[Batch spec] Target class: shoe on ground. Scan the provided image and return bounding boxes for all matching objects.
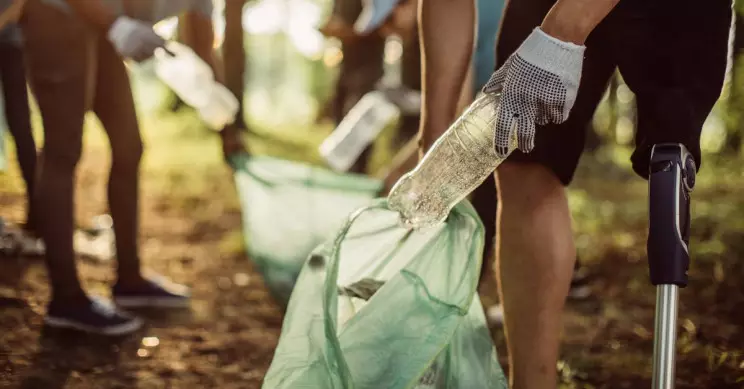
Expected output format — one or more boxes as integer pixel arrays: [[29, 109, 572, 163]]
[[44, 296, 143, 336], [113, 275, 191, 309]]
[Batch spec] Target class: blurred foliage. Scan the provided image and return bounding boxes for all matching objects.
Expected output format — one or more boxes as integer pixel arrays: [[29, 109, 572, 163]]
[[1, 3, 743, 386]]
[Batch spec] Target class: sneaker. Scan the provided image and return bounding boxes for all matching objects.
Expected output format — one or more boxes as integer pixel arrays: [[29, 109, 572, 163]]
[[113, 275, 191, 309], [44, 297, 144, 336]]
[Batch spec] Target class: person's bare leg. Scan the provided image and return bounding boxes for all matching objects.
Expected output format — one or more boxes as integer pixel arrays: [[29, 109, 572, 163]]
[[495, 161, 576, 389], [0, 44, 38, 233], [91, 37, 144, 287], [21, 0, 97, 305]]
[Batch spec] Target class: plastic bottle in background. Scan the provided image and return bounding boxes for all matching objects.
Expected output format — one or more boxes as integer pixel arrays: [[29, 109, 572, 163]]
[[378, 84, 422, 116], [387, 92, 515, 228], [153, 42, 214, 107], [74, 214, 115, 262], [197, 83, 240, 130], [153, 42, 239, 130], [319, 91, 400, 172]]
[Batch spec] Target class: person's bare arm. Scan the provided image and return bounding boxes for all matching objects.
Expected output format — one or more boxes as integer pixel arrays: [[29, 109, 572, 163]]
[[0, 0, 26, 30], [179, 10, 246, 158], [179, 11, 225, 82], [64, 0, 116, 31], [416, 0, 619, 156], [540, 0, 620, 45], [416, 0, 476, 156]]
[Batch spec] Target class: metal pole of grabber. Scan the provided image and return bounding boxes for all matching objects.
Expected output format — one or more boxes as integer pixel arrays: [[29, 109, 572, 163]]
[[647, 144, 696, 389]]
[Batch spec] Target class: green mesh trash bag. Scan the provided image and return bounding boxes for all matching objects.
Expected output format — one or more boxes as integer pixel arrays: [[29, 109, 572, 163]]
[[231, 154, 383, 305], [262, 199, 507, 389]]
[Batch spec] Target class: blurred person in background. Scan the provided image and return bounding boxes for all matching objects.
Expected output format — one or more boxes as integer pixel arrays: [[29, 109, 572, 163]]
[[419, 0, 731, 388], [20, 0, 242, 336], [318, 0, 419, 174], [0, 0, 43, 257]]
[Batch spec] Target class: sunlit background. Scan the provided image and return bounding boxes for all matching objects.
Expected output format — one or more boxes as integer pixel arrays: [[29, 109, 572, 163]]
[[136, 0, 406, 129], [1, 2, 744, 387], [140, 0, 733, 158]]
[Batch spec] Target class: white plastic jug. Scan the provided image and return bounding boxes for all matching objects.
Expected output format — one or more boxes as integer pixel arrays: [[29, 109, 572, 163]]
[[197, 82, 241, 130], [153, 41, 239, 129], [154, 42, 214, 107], [319, 91, 400, 172]]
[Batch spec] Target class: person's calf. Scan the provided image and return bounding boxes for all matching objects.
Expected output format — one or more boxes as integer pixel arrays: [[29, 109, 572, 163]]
[[495, 162, 576, 389]]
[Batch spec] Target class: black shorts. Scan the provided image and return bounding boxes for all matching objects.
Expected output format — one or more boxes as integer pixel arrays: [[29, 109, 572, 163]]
[[495, 0, 732, 185]]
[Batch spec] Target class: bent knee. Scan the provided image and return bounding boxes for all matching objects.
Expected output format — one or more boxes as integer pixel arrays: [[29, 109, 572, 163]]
[[43, 141, 83, 170], [111, 138, 143, 171], [496, 161, 566, 208]]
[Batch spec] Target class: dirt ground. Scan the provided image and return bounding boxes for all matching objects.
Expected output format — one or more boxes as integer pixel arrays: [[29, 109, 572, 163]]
[[1, 130, 743, 388]]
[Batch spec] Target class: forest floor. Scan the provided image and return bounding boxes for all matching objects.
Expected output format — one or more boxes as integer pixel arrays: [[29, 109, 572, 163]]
[[0, 107, 743, 389]]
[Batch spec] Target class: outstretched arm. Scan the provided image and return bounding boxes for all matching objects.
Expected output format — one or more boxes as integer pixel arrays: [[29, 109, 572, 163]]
[[416, 0, 476, 156], [416, 0, 620, 156], [540, 0, 619, 45], [64, 0, 116, 31], [179, 11, 225, 82], [0, 0, 27, 30], [179, 10, 246, 159]]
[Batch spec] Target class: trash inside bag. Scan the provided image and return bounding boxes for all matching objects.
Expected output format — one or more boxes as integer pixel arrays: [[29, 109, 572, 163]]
[[263, 199, 507, 389], [231, 154, 383, 305]]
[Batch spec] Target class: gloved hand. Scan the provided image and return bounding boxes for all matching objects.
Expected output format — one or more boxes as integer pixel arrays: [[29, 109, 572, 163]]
[[107, 16, 165, 62], [483, 27, 585, 157]]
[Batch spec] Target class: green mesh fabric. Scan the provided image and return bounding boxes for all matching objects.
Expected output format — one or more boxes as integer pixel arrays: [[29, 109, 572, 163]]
[[231, 154, 383, 305], [263, 199, 507, 389]]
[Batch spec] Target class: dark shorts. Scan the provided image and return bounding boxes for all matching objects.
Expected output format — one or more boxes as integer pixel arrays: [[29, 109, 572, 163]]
[[495, 0, 732, 185]]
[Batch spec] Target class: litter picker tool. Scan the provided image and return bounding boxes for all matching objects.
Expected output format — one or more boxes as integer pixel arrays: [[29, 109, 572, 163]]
[[647, 143, 696, 389]]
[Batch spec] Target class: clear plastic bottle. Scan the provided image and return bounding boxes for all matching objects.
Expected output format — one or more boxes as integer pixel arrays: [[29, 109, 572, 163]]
[[387, 92, 515, 228], [153, 42, 239, 130], [153, 42, 214, 108], [319, 90, 400, 172], [196, 82, 240, 130]]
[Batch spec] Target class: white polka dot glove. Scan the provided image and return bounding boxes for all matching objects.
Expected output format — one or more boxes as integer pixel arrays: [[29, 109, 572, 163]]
[[483, 27, 585, 157], [107, 16, 165, 62]]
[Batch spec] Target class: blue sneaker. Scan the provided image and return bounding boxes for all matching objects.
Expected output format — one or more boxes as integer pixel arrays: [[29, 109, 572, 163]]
[[44, 297, 143, 336], [113, 276, 190, 309]]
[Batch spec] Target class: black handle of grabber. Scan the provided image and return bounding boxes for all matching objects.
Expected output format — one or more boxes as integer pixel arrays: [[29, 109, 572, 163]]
[[648, 143, 695, 287]]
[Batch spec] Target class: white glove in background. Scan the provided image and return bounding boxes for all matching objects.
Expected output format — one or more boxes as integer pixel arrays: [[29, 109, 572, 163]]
[[483, 27, 585, 157], [107, 16, 165, 62]]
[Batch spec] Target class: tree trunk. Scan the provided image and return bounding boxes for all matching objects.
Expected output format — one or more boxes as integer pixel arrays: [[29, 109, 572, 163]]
[[223, 0, 249, 130]]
